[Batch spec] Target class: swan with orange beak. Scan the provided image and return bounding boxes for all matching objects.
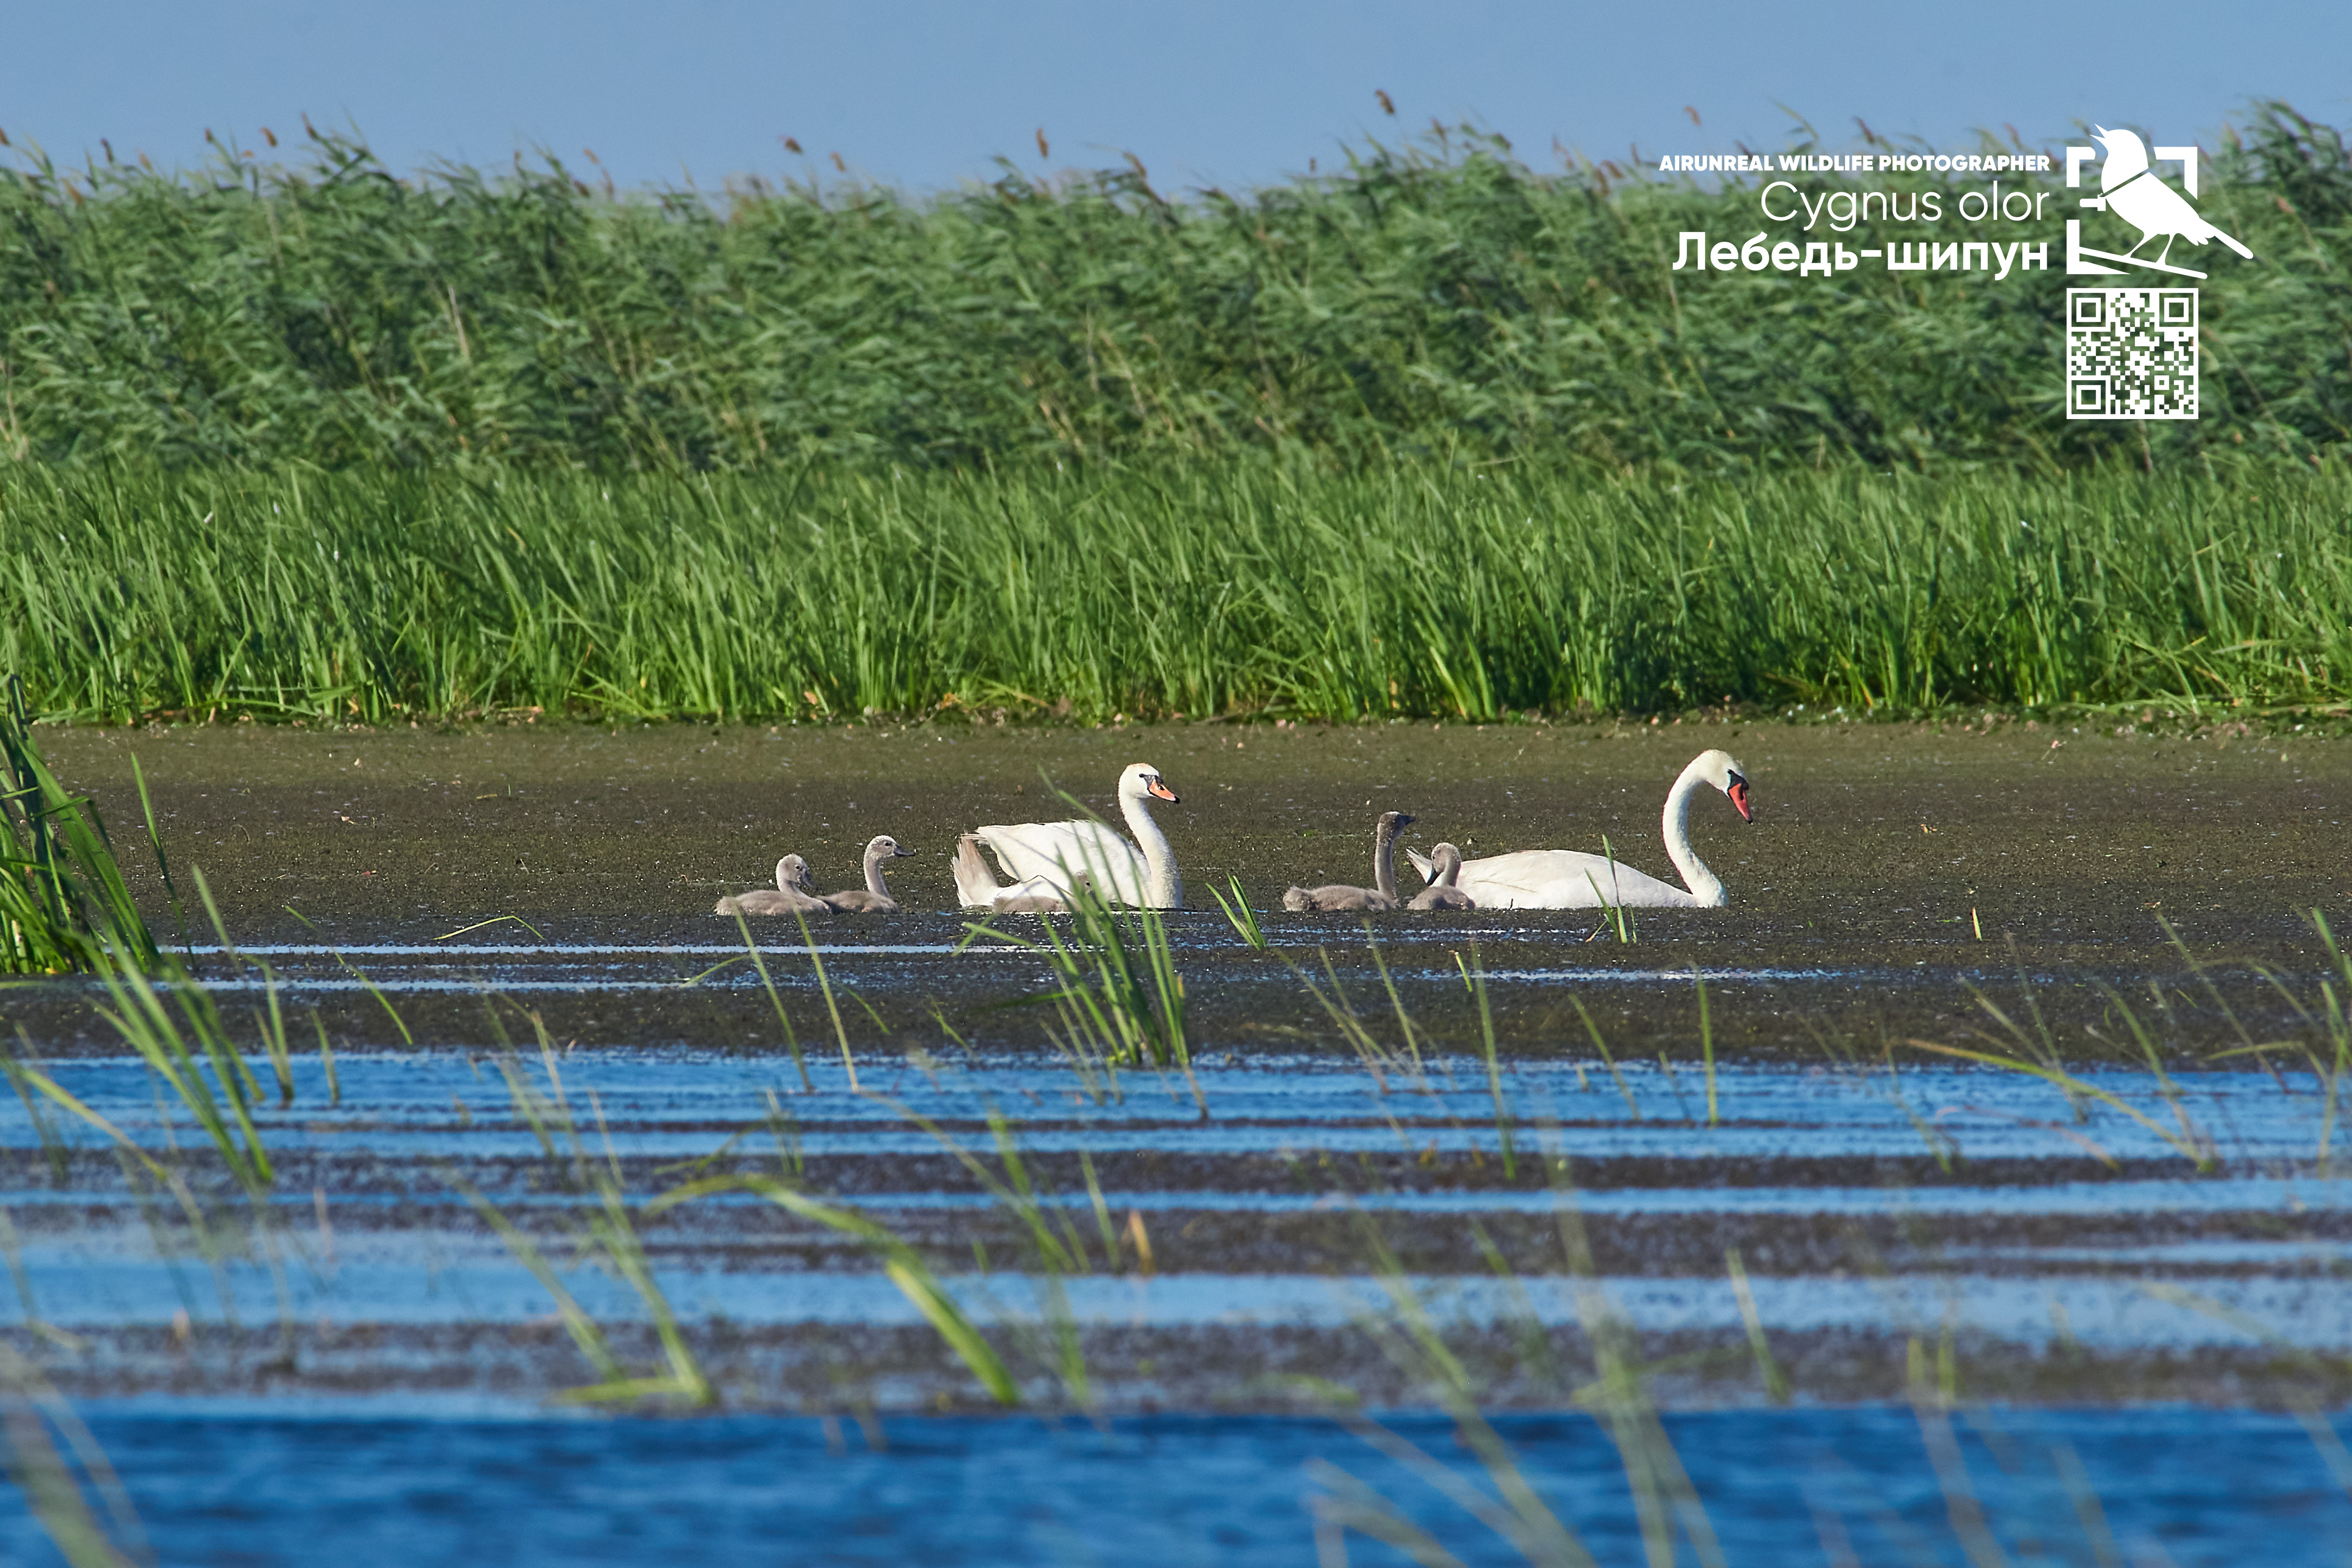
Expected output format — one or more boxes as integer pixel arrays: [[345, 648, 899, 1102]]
[[953, 763, 1184, 909], [1407, 750, 1753, 909]]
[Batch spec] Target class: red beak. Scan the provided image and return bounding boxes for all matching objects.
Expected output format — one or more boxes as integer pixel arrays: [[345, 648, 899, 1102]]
[[1727, 779, 1753, 822], [1148, 777, 1180, 804]]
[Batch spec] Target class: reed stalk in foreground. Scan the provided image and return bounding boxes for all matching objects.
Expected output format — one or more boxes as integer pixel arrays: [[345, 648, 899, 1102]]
[[1455, 947, 1517, 1179], [1205, 875, 1265, 950], [469, 1038, 714, 1409], [0, 675, 158, 974], [961, 807, 1196, 1104], [650, 1174, 1019, 1406], [2, 682, 302, 1191], [0, 1341, 147, 1568]]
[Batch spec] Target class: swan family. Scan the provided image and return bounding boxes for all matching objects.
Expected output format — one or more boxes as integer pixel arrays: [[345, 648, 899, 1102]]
[[716, 749, 1753, 916]]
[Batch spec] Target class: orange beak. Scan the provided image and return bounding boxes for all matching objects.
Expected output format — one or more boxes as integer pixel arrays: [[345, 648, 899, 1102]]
[[1727, 778, 1753, 822], [1147, 776, 1180, 804]]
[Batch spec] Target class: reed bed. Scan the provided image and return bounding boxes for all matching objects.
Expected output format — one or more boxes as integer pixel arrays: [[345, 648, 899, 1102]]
[[3, 459, 2348, 724], [0, 676, 160, 973], [0, 107, 2344, 471]]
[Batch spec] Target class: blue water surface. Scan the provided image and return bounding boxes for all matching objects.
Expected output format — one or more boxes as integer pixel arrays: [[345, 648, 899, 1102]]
[[4, 1405, 2346, 1566]]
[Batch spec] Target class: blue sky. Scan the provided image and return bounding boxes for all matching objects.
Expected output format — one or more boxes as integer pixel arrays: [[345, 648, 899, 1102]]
[[4, 1, 2346, 194]]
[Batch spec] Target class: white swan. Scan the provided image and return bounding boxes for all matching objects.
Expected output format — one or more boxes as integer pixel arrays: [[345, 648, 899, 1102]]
[[1406, 750, 1753, 910], [822, 835, 915, 914], [955, 764, 1183, 909], [715, 855, 831, 917], [1284, 811, 1413, 912], [1407, 843, 1475, 911]]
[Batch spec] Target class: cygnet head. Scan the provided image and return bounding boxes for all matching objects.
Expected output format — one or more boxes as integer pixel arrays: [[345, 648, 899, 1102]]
[[776, 854, 814, 891], [864, 834, 916, 861], [1118, 764, 1180, 805], [1376, 810, 1415, 837], [1693, 750, 1754, 821], [1430, 842, 1463, 877]]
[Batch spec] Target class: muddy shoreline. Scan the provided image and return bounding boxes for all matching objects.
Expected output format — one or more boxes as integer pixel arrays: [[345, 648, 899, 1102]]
[[27, 716, 2352, 1061]]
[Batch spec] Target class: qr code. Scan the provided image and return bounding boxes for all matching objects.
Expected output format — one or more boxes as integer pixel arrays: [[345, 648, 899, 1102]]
[[2066, 288, 2197, 420]]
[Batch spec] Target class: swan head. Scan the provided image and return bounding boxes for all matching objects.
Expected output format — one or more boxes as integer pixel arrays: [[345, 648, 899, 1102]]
[[776, 854, 814, 891], [1430, 842, 1462, 874], [1694, 749, 1754, 822], [864, 834, 916, 860], [1119, 763, 1180, 805], [1377, 810, 1415, 836]]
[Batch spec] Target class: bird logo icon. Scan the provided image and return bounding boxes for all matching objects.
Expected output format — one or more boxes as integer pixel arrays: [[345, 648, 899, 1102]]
[[2066, 127, 2252, 279]]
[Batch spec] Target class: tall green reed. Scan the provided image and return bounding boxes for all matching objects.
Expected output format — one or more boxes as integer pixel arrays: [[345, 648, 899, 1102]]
[[1, 108, 2343, 471], [1, 685, 304, 1191], [0, 676, 156, 973], [6, 461, 2352, 727]]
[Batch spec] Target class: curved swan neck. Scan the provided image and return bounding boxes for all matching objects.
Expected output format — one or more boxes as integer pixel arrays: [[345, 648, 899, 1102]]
[[1119, 790, 1182, 908], [1660, 759, 1726, 906], [863, 845, 892, 897], [1373, 821, 1400, 899]]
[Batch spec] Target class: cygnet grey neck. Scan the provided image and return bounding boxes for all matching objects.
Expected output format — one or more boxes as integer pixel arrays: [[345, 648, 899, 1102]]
[[1373, 816, 1405, 900]]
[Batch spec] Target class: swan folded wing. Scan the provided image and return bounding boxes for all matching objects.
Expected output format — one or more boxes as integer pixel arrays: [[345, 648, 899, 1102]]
[[1456, 851, 1695, 910], [975, 821, 1150, 905], [1451, 850, 1595, 909], [995, 873, 1066, 904]]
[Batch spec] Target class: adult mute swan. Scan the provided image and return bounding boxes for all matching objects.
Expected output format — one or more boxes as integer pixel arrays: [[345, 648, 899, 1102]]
[[1406, 750, 1753, 910], [1283, 811, 1414, 912], [822, 835, 916, 914], [1407, 843, 1475, 911], [955, 764, 1183, 909], [715, 855, 830, 917]]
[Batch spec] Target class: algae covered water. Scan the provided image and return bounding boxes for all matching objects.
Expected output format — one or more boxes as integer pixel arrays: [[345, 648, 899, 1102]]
[[5, 718, 2350, 1561]]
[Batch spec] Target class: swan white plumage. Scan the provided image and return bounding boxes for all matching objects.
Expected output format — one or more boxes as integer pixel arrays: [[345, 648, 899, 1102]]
[[955, 764, 1183, 909], [1405, 750, 1753, 909], [715, 854, 830, 916], [1283, 811, 1413, 912]]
